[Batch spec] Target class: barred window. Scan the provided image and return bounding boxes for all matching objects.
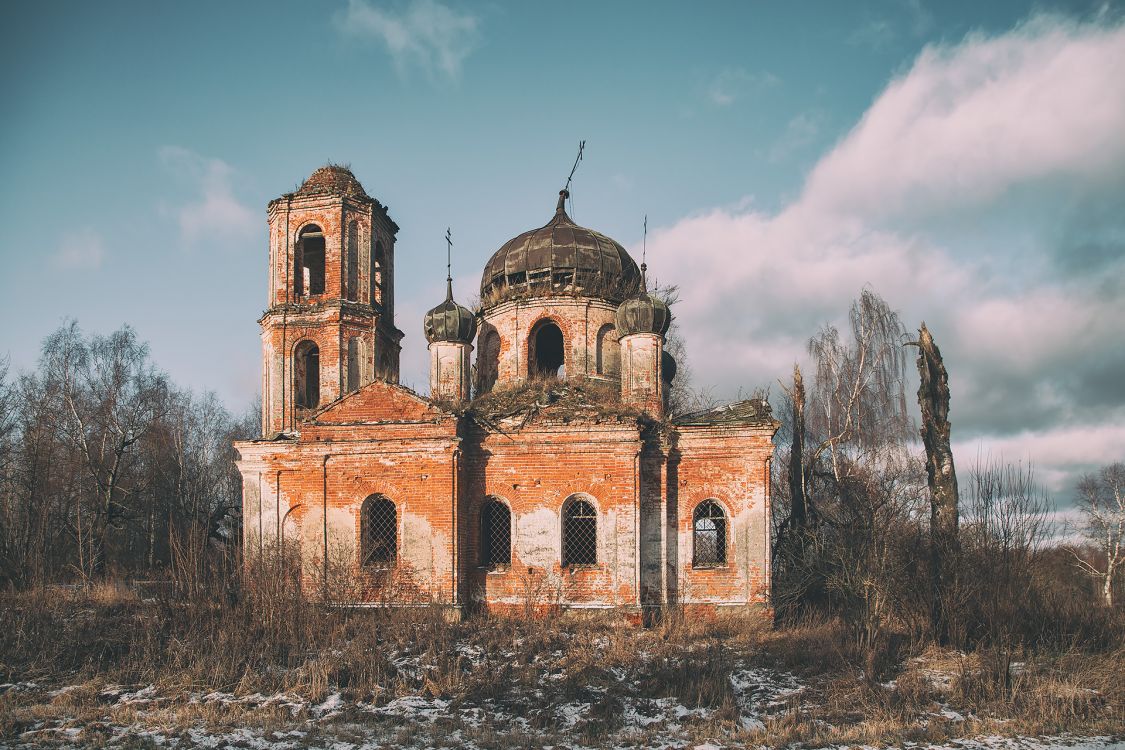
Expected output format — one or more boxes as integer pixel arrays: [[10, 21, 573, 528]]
[[693, 500, 726, 566], [480, 498, 511, 568], [360, 495, 396, 567], [562, 498, 598, 566]]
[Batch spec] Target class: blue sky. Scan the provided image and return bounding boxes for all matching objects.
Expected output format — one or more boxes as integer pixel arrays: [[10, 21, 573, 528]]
[[2, 0, 1124, 502]]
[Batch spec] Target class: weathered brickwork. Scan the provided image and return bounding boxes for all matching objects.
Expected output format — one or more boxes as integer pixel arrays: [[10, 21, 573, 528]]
[[235, 167, 778, 617], [478, 298, 620, 389]]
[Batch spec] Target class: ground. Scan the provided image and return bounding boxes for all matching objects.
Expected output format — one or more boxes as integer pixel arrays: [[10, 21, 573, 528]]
[[1, 591, 1121, 749]]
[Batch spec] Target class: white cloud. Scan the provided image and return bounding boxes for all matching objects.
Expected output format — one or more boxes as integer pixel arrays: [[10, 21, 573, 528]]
[[52, 228, 105, 270], [953, 421, 1125, 494], [805, 16, 1125, 221], [706, 68, 779, 107], [642, 15, 1125, 493], [335, 0, 480, 80], [158, 146, 256, 246]]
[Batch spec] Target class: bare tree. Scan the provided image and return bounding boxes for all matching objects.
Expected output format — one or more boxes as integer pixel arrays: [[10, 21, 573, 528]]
[[912, 322, 960, 643], [1073, 463, 1124, 607], [806, 290, 913, 484], [42, 322, 169, 577], [774, 290, 924, 657], [958, 459, 1050, 652]]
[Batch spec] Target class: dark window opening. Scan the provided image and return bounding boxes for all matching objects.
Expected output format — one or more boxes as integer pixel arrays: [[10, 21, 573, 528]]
[[693, 500, 727, 566], [296, 225, 325, 297], [372, 241, 386, 306], [532, 321, 564, 379], [294, 341, 320, 410], [562, 498, 597, 566], [553, 271, 574, 287], [506, 271, 526, 286], [480, 498, 512, 568], [476, 330, 500, 395], [346, 221, 359, 301], [361, 495, 397, 567]]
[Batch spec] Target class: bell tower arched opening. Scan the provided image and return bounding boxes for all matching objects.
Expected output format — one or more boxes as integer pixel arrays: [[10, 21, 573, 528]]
[[294, 340, 320, 411], [296, 225, 325, 297], [530, 321, 564, 379]]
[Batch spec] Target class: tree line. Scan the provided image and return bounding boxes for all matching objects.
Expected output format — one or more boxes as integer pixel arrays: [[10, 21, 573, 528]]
[[0, 321, 256, 591]]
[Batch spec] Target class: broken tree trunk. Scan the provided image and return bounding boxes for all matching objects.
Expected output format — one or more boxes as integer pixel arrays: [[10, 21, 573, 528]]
[[915, 323, 960, 644], [789, 364, 808, 530]]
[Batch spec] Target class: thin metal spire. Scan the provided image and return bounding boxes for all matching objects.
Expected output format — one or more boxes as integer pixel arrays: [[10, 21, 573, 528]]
[[444, 227, 453, 301], [641, 215, 648, 291]]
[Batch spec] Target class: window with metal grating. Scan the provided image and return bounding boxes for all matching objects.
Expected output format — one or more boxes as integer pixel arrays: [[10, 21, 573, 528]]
[[360, 495, 397, 567], [693, 500, 727, 566], [480, 498, 512, 568], [562, 498, 598, 566]]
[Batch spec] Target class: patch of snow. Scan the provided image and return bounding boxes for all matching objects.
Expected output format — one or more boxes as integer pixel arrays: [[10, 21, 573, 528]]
[[117, 684, 159, 704], [0, 681, 39, 693], [555, 700, 590, 729], [312, 691, 344, 718]]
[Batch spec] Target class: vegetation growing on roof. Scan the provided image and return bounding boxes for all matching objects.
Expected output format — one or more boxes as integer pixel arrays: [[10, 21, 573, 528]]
[[462, 377, 649, 430]]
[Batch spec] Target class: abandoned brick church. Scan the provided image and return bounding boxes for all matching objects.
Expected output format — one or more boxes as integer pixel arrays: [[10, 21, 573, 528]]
[[234, 165, 777, 615]]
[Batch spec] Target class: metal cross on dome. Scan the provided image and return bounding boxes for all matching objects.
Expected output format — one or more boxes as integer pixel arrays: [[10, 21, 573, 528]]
[[444, 227, 453, 300], [564, 140, 585, 194]]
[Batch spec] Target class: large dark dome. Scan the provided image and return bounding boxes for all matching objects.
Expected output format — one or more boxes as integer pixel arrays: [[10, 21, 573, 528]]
[[480, 190, 641, 308]]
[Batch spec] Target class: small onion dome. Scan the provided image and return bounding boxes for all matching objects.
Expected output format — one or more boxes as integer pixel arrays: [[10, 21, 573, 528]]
[[661, 351, 678, 383], [616, 285, 672, 338], [424, 280, 477, 344]]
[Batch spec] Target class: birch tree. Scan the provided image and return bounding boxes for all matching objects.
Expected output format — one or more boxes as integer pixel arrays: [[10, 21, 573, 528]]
[[1073, 463, 1124, 607]]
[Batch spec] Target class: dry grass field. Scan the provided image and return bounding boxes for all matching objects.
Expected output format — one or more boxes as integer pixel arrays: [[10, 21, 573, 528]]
[[1, 582, 1122, 749]]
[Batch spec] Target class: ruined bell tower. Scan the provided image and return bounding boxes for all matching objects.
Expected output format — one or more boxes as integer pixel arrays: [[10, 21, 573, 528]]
[[259, 165, 403, 435]]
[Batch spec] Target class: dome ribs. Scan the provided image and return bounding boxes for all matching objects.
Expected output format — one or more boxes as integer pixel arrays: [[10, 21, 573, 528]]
[[480, 194, 640, 308]]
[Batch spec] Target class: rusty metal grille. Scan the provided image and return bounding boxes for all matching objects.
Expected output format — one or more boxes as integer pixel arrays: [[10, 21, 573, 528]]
[[563, 499, 598, 566], [480, 498, 511, 568], [361, 496, 396, 567], [693, 500, 727, 566]]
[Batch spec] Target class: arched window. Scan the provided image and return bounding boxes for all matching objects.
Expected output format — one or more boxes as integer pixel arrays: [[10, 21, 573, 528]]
[[596, 324, 618, 376], [360, 495, 396, 567], [346, 337, 361, 393], [293, 340, 320, 410], [476, 329, 500, 395], [693, 500, 727, 566], [296, 225, 325, 297], [346, 221, 359, 301], [531, 320, 564, 379], [562, 497, 597, 566], [372, 240, 386, 306], [480, 497, 511, 568]]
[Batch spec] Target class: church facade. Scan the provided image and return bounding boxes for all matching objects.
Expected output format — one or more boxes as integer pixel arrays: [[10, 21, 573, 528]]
[[234, 165, 777, 616]]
